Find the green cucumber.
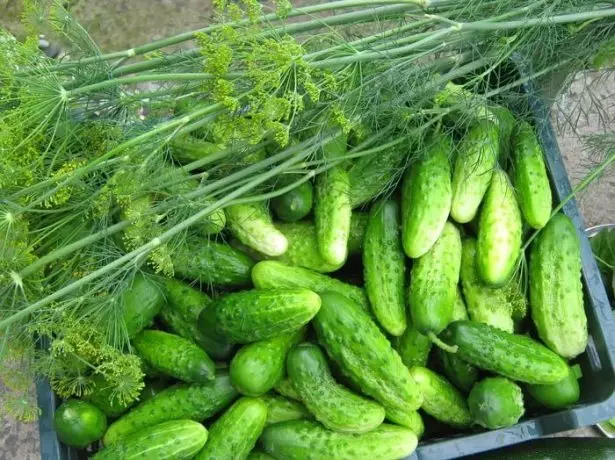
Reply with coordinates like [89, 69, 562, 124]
[526, 365, 580, 410]
[468, 377, 525, 429]
[194, 397, 267, 460]
[441, 320, 569, 384]
[312, 291, 423, 423]
[512, 121, 552, 229]
[261, 420, 418, 460]
[451, 120, 499, 223]
[287, 343, 385, 433]
[170, 135, 223, 163]
[477, 169, 523, 286]
[409, 366, 472, 428]
[402, 136, 452, 258]
[364, 199, 407, 336]
[315, 167, 352, 266]
[84, 375, 137, 418]
[120, 273, 165, 338]
[490, 105, 517, 161]
[138, 380, 168, 404]
[274, 378, 301, 401]
[95, 420, 207, 460]
[261, 394, 313, 425]
[248, 451, 276, 460]
[230, 329, 305, 396]
[271, 180, 314, 222]
[394, 321, 432, 368]
[103, 371, 238, 445]
[226, 203, 288, 257]
[54, 400, 107, 448]
[214, 289, 321, 343]
[529, 213, 587, 359]
[384, 409, 424, 438]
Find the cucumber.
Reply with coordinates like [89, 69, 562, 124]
[170, 135, 223, 163]
[274, 378, 301, 401]
[94, 420, 207, 460]
[460, 238, 514, 332]
[529, 213, 587, 359]
[84, 375, 137, 418]
[468, 377, 524, 429]
[226, 203, 288, 257]
[512, 121, 552, 229]
[103, 371, 238, 445]
[451, 120, 499, 223]
[213, 289, 321, 343]
[248, 452, 276, 460]
[138, 380, 168, 404]
[363, 199, 407, 336]
[261, 394, 313, 426]
[441, 320, 569, 384]
[271, 180, 314, 222]
[230, 329, 305, 396]
[261, 420, 418, 460]
[54, 400, 107, 448]
[315, 167, 352, 266]
[251, 261, 369, 312]
[490, 105, 517, 161]
[477, 169, 523, 286]
[120, 273, 165, 338]
[409, 366, 472, 428]
[394, 321, 432, 368]
[384, 409, 424, 438]
[133, 330, 215, 383]
[409, 222, 462, 342]
[312, 291, 423, 423]
[401, 136, 452, 258]
[173, 238, 255, 287]
[287, 343, 386, 433]
[194, 397, 267, 460]
[526, 365, 580, 410]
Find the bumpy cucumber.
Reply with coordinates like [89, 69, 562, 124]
[213, 289, 321, 343]
[274, 378, 301, 401]
[94, 420, 207, 460]
[261, 394, 313, 426]
[251, 261, 369, 312]
[394, 321, 432, 368]
[230, 329, 304, 396]
[441, 320, 569, 384]
[133, 330, 215, 383]
[103, 372, 237, 445]
[477, 169, 523, 286]
[226, 203, 288, 257]
[287, 343, 385, 433]
[313, 291, 423, 423]
[261, 420, 418, 460]
[529, 213, 587, 359]
[84, 375, 136, 418]
[194, 397, 267, 460]
[402, 136, 452, 258]
[512, 121, 552, 229]
[170, 134, 223, 163]
[468, 377, 525, 429]
[409, 366, 472, 428]
[248, 451, 276, 460]
[490, 105, 517, 161]
[120, 273, 165, 338]
[409, 222, 462, 340]
[451, 120, 499, 223]
[526, 365, 580, 410]
[364, 200, 407, 336]
[315, 167, 352, 266]
[271, 180, 314, 222]
[384, 409, 424, 438]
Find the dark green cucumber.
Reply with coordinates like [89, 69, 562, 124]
[226, 203, 289, 257]
[271, 180, 314, 222]
[197, 306, 237, 360]
[384, 409, 424, 438]
[313, 291, 423, 423]
[133, 330, 215, 383]
[409, 366, 472, 428]
[364, 199, 407, 336]
[468, 377, 524, 429]
[287, 343, 385, 433]
[394, 321, 432, 368]
[230, 329, 305, 396]
[490, 105, 517, 161]
[402, 136, 452, 258]
[441, 320, 569, 384]
[476, 170, 523, 286]
[526, 365, 580, 410]
[103, 372, 238, 445]
[194, 397, 267, 460]
[54, 400, 107, 448]
[274, 378, 301, 401]
[84, 375, 137, 418]
[529, 213, 587, 359]
[261, 420, 418, 460]
[261, 394, 313, 426]
[214, 289, 321, 343]
[512, 121, 552, 229]
[95, 420, 207, 460]
[120, 273, 165, 338]
[138, 380, 168, 404]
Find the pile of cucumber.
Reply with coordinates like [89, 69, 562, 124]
[53, 115, 589, 460]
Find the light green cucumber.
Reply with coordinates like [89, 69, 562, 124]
[468, 377, 525, 429]
[120, 273, 165, 339]
[261, 394, 313, 426]
[384, 409, 424, 438]
[226, 203, 288, 257]
[394, 321, 432, 369]
[274, 378, 301, 401]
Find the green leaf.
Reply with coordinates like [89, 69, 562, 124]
[592, 37, 615, 70]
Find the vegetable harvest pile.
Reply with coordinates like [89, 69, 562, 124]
[1, 0, 615, 458]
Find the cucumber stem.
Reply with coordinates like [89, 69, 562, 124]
[428, 332, 458, 353]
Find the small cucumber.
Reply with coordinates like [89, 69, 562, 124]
[477, 169, 523, 286]
[213, 289, 321, 343]
[84, 375, 137, 418]
[274, 378, 301, 401]
[226, 203, 288, 257]
[384, 409, 424, 438]
[402, 136, 452, 258]
[364, 199, 407, 336]
[54, 400, 107, 448]
[133, 330, 215, 383]
[194, 397, 267, 460]
[512, 121, 552, 229]
[409, 366, 472, 428]
[261, 394, 313, 426]
[451, 120, 499, 223]
[261, 420, 418, 460]
[170, 135, 223, 163]
[271, 180, 314, 222]
[315, 167, 352, 266]
[287, 343, 386, 433]
[468, 377, 525, 429]
[120, 273, 165, 339]
[441, 320, 569, 385]
[94, 420, 207, 460]
[230, 329, 305, 396]
[529, 213, 587, 359]
[526, 365, 580, 410]
[394, 321, 432, 368]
